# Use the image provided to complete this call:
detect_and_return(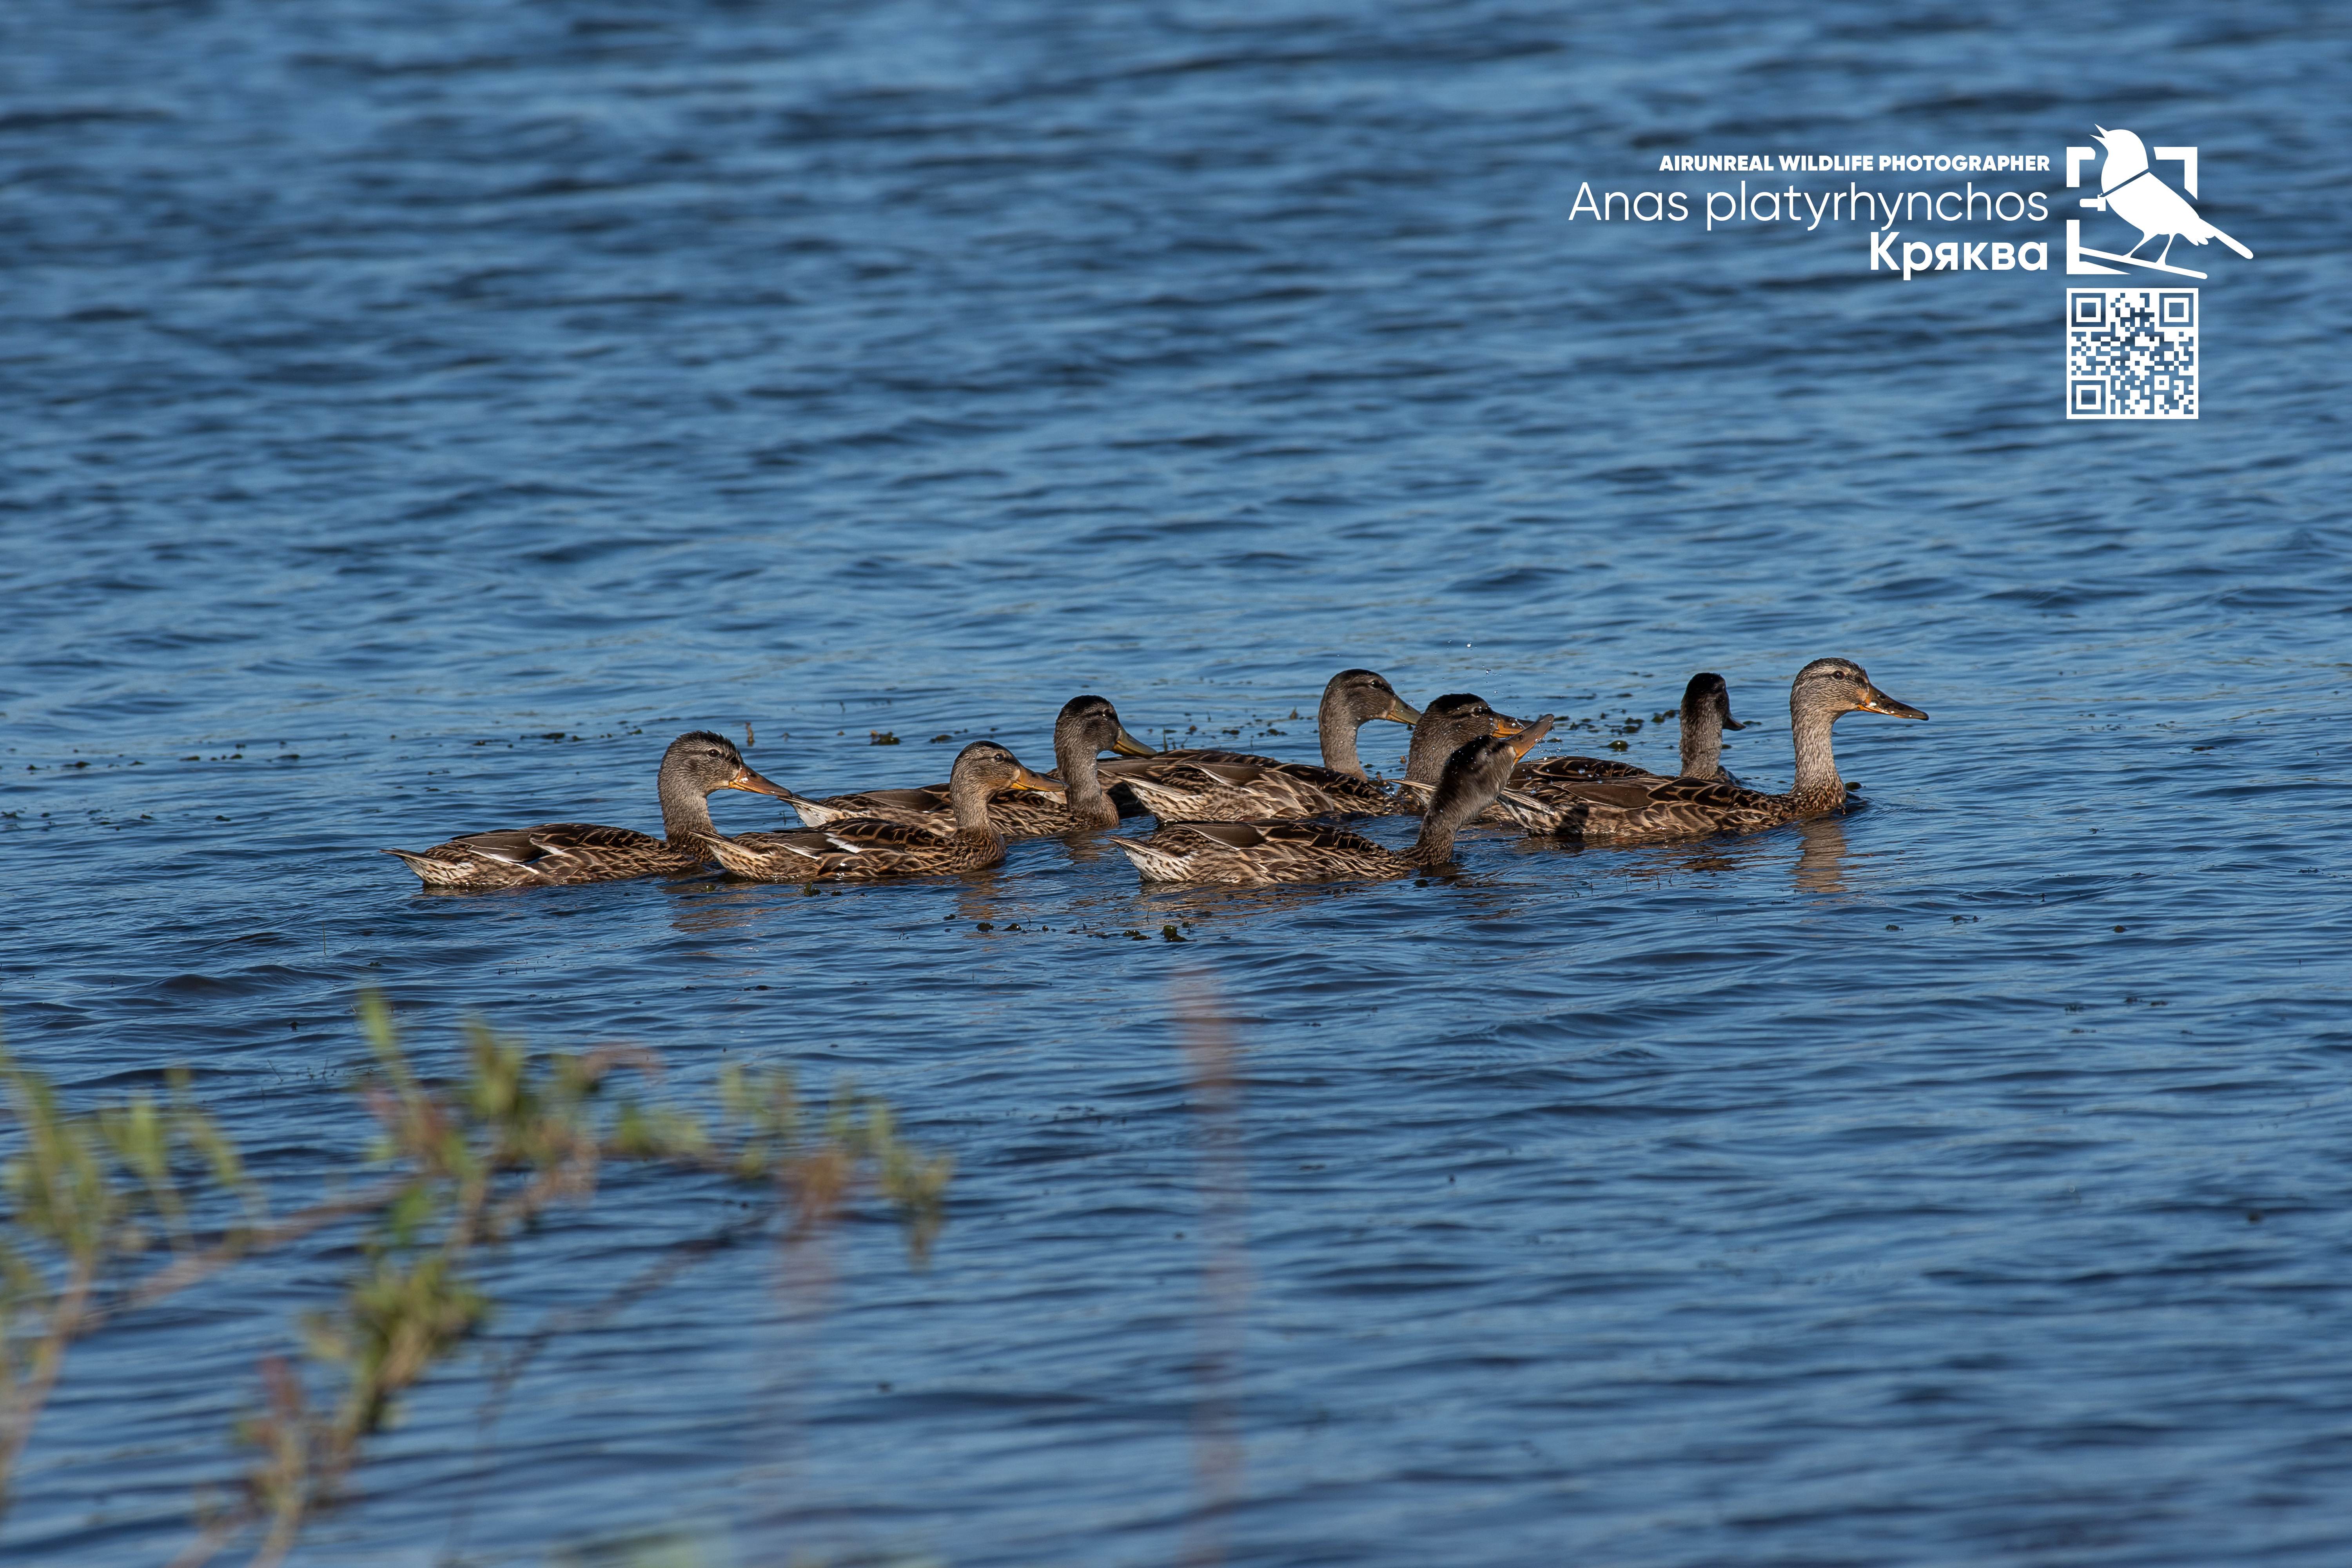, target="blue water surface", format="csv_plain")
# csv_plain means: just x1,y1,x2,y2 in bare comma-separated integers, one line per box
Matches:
4,0,2350,1563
